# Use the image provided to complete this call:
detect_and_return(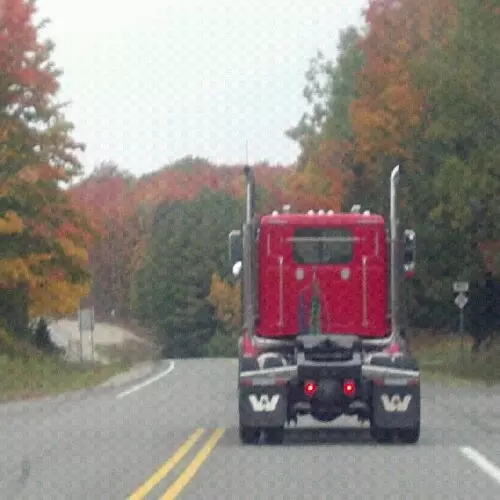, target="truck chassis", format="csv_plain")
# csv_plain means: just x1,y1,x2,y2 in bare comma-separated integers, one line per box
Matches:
238,334,421,445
